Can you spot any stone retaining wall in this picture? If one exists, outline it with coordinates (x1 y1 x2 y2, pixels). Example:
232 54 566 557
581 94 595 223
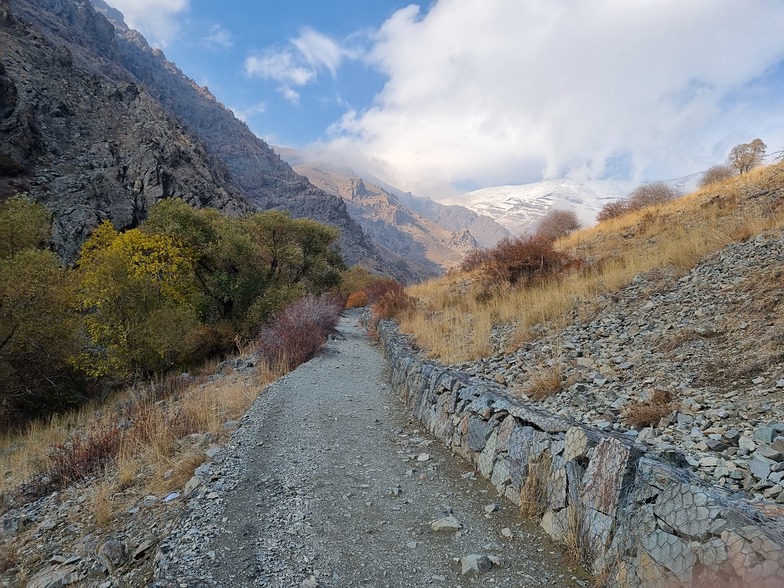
376 320 784 587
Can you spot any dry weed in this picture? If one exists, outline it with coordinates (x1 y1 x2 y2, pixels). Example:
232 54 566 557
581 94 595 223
93 482 113 527
522 364 565 401
620 390 674 428
519 451 552 518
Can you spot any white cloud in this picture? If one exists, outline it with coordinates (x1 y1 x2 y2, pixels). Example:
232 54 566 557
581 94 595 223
245 27 352 103
279 85 301 104
230 102 267 122
105 0 188 48
291 27 345 77
204 24 233 51
322 0 784 197
245 51 315 86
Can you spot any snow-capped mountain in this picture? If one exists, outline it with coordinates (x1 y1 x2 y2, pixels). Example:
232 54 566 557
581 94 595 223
442 175 701 236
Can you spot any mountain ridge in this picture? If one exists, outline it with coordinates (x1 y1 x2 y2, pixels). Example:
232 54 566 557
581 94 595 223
0 0 386 270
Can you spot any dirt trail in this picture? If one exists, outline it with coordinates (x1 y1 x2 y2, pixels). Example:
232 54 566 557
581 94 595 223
153 311 584 587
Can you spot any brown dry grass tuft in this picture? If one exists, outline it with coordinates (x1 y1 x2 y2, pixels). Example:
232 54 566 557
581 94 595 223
0 542 17 574
519 451 552 518
620 390 674 428
521 364 565 401
93 482 113 527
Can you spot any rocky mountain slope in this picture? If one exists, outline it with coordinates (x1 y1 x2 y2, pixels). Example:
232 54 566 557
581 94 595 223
446 176 701 236
0 0 381 267
0 0 248 260
454 176 784 504
89 0 380 268
278 147 511 276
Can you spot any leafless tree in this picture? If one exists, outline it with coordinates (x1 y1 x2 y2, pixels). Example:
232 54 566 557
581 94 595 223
727 138 767 174
535 208 581 241
698 164 735 188
596 200 629 222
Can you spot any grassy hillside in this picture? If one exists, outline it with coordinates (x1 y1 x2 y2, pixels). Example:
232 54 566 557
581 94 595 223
396 162 784 363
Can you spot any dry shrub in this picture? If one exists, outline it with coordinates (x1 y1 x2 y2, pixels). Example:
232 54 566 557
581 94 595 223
620 389 674 428
478 235 575 285
520 451 552 518
522 364 565 400
460 247 493 273
47 427 121 488
536 209 581 241
345 290 368 308
597 200 630 222
699 164 735 188
364 280 415 331
257 293 343 369
183 322 235 362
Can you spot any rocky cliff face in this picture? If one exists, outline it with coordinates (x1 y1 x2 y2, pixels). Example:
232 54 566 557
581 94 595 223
89 0 379 268
1 0 248 260
1 0 381 268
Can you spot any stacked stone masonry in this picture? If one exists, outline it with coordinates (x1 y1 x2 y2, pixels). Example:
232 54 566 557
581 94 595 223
376 320 784 587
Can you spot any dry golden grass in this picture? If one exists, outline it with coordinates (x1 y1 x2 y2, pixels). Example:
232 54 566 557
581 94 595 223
402 162 784 363
519 451 553 518
93 481 113 527
0 353 290 510
522 364 565 401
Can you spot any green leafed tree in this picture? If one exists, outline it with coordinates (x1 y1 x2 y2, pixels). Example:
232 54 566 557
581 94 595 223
77 222 200 378
1 199 86 425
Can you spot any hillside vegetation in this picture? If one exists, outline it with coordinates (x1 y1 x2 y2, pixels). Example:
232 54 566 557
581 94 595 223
395 161 784 363
0 198 345 428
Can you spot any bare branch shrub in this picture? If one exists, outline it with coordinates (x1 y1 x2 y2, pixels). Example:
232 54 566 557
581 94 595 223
535 209 581 241
596 200 630 222
698 164 735 188
257 293 343 369
626 182 679 211
460 247 492 273
486 235 575 285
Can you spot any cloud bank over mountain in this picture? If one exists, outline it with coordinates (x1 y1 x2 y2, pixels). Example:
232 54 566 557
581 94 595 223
319 0 784 197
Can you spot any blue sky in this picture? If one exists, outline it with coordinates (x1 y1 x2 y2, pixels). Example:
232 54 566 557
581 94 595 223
104 0 784 199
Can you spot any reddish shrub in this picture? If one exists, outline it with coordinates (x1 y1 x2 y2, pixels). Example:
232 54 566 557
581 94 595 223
460 248 492 273
486 235 573 285
597 200 630 222
47 427 121 487
364 280 414 320
345 290 368 308
257 293 343 369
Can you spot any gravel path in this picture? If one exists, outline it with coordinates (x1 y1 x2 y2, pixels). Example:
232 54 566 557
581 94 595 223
153 311 583 587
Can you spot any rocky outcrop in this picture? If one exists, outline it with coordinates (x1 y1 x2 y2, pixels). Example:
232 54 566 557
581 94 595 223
1 0 248 260
90 1 379 267
376 319 784 586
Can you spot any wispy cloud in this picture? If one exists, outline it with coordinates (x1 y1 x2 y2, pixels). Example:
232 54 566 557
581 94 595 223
244 27 351 104
204 24 233 51
105 0 189 48
322 0 784 197
230 102 267 122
